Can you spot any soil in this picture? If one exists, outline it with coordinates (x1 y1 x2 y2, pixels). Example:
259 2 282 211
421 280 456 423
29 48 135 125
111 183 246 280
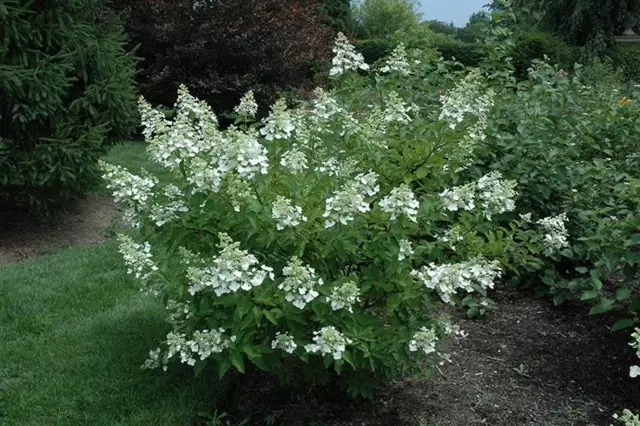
1 198 638 425
0 197 118 265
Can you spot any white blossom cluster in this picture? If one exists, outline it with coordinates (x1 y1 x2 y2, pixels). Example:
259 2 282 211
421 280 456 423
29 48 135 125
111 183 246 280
613 410 640 426
476 171 517 220
408 326 438 355
225 127 270 179
278 257 323 309
379 184 420 222
271 332 297 354
166 299 193 325
100 161 157 210
536 213 570 253
398 239 414 261
383 91 415 124
440 172 517 219
260 99 296 141
304 326 352 360
323 171 379 227
149 184 188 226
163 328 234 367
357 106 388 147
310 88 343 125
186 233 274 296
439 225 465 250
629 328 640 378
411 257 502 304
380 43 411 75
440 183 476 212
117 234 159 283
315 156 359 179
271 196 307 230
234 90 259 118
439 70 494 130
329 32 370 76
224 174 255 212
327 281 361 313
280 145 309 174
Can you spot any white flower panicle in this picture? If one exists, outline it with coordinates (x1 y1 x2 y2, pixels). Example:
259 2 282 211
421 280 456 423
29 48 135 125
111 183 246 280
100 161 157 209
225 126 270 179
224 173 256 212
271 332 297 354
383 91 415 124
411 257 502 304
138 96 170 141
536 213 570 252
260 99 296 141
271 196 307 230
164 328 234 367
310 88 343 123
234 90 259 118
330 32 370 76
149 184 189 226
629 328 640 378
186 233 274 296
323 171 379 228
280 145 309 174
439 69 494 129
379 184 420 222
476 171 517 220
439 225 465 250
440 183 476 212
327 281 361 313
380 43 412 75
117 234 159 282
408 327 439 355
358 106 388 146
613 410 640 426
398 239 414 261
278 257 323 309
305 326 352 360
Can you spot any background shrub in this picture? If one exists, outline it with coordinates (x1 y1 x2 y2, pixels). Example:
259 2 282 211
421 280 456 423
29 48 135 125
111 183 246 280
112 0 334 114
0 0 138 210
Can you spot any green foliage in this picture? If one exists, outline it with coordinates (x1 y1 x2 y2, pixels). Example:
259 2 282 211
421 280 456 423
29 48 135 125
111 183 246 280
323 0 355 33
512 31 579 78
103 39 547 397
610 43 640 81
431 34 483 66
0 0 138 209
353 0 420 40
354 38 395 64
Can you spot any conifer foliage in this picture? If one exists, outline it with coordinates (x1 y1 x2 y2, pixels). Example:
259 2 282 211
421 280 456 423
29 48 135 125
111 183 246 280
0 0 138 209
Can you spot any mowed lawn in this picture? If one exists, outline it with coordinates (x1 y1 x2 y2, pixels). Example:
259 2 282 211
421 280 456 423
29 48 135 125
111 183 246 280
0 243 220 425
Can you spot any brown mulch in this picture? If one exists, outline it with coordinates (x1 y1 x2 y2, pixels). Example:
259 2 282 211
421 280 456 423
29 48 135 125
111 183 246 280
0 197 118 265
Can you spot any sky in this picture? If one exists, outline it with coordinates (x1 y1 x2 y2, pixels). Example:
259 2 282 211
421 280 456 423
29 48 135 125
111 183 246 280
417 0 488 27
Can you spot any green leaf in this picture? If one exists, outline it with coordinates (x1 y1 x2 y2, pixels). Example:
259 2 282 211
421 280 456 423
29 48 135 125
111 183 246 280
580 290 599 301
229 351 245 374
218 358 231 379
588 299 615 315
612 318 636 331
575 266 589 274
553 294 566 306
616 287 631 301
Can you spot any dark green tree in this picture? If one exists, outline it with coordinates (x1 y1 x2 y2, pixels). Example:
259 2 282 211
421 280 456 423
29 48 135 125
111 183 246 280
0 0 138 210
323 0 355 33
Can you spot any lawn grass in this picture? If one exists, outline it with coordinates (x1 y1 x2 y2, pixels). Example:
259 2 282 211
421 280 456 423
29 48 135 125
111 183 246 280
0 243 220 425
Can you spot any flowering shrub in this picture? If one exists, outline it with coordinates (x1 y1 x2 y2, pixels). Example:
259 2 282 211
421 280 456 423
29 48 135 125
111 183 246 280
103 34 552 396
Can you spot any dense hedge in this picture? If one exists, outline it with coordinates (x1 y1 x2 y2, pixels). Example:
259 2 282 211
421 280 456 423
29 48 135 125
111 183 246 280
112 0 334 113
0 0 138 210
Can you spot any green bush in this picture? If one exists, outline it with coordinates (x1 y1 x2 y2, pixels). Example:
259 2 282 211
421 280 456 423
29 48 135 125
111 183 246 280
354 38 395 64
102 37 550 397
512 31 579 78
0 0 138 209
431 34 483 67
610 44 640 82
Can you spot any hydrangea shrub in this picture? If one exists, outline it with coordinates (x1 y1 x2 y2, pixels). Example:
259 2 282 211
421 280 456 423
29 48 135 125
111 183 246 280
103 34 554 396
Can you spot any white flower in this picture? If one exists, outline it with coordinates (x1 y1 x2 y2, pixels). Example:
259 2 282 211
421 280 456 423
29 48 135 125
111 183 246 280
260 99 296 141
271 332 298 354
329 32 370 76
224 173 256 212
411 257 502 304
149 184 188 226
630 365 640 378
234 90 258 118
383 91 414 124
280 146 309 174
379 43 411 76
226 126 270 179
310 88 343 123
165 328 234 367
519 212 532 223
439 69 494 130
408 327 438 355
323 171 379 227
476 171 518 220
100 161 157 210
271 196 307 230
439 225 465 250
327 281 361 313
379 184 420 222
305 326 352 360
440 183 476 212
186 233 274 296
398 239 414 261
117 234 159 284
278 257 323 309
613 409 640 426
536 213 570 253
